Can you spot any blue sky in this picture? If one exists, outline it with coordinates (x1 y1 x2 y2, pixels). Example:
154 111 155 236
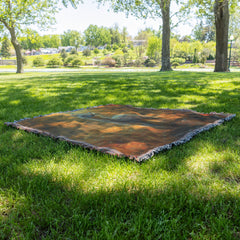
41 1 195 37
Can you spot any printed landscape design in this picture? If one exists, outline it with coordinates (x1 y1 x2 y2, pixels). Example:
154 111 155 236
5 104 235 162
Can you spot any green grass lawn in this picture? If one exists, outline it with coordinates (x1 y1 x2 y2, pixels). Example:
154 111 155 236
0 71 239 239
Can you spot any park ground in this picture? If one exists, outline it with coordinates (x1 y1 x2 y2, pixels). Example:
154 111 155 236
0 71 240 239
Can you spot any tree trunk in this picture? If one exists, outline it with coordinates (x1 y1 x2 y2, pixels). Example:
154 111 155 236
160 0 172 71
214 0 229 72
9 27 24 73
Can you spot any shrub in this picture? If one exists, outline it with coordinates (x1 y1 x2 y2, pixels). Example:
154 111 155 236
70 48 78 55
71 57 83 67
112 55 123 67
33 56 45 67
94 58 101 66
64 56 75 66
114 49 124 55
106 45 112 51
47 57 63 68
82 49 91 57
144 58 156 67
133 58 143 67
200 56 207 64
60 49 68 60
122 47 128 53
126 60 134 67
170 58 185 65
112 44 119 51
171 62 180 68
102 57 116 67
94 48 99 54
123 53 130 67
129 43 134 50
103 49 108 55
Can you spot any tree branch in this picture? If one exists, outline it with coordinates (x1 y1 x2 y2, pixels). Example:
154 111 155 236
0 17 11 30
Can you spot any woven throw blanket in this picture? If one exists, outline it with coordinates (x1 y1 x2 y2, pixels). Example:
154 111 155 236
5 104 235 162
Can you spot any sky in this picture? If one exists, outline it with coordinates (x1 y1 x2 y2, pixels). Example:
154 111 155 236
40 1 195 37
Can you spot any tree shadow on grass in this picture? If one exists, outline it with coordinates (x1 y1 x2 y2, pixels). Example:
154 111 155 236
0 71 240 239
1 71 239 170
0 139 240 239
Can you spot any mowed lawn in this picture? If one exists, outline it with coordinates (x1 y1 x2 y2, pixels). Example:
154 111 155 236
0 71 239 239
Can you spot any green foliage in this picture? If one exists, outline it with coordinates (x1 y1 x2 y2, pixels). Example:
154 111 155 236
114 49 124 55
64 55 83 67
0 0 60 32
0 37 11 59
171 39 216 62
109 24 121 45
19 29 42 51
93 48 100 54
171 62 180 68
135 28 154 42
82 49 91 57
112 43 119 51
123 53 130 66
71 57 83 67
133 58 144 67
60 49 68 60
193 21 215 42
64 55 76 66
170 58 186 65
121 27 128 44
40 34 61 48
135 45 146 59
61 30 83 49
229 5 240 41
70 48 78 55
106 44 112 51
84 25 111 47
146 36 161 62
112 55 123 67
47 57 63 68
94 58 101 66
122 47 128 53
103 49 108 55
144 58 156 67
231 42 240 62
33 56 45 67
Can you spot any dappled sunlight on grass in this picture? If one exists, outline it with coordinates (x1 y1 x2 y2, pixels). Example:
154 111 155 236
0 71 239 239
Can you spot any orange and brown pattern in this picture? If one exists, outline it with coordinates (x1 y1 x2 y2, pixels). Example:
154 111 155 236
5 104 235 162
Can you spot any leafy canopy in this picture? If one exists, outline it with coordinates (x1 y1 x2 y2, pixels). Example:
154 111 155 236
0 0 61 31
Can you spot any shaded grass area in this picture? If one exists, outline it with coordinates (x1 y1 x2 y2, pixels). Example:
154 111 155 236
0 71 239 239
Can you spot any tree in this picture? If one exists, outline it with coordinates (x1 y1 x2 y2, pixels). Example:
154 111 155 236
188 0 239 72
214 0 229 71
96 0 177 71
0 0 60 73
121 27 129 44
20 29 42 51
159 0 172 71
1 36 11 59
0 0 82 73
134 28 154 44
109 24 121 45
40 34 61 48
84 25 111 47
229 5 240 40
146 36 162 63
193 21 215 42
61 30 83 49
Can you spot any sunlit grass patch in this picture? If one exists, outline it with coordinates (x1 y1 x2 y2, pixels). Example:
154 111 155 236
0 71 239 239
